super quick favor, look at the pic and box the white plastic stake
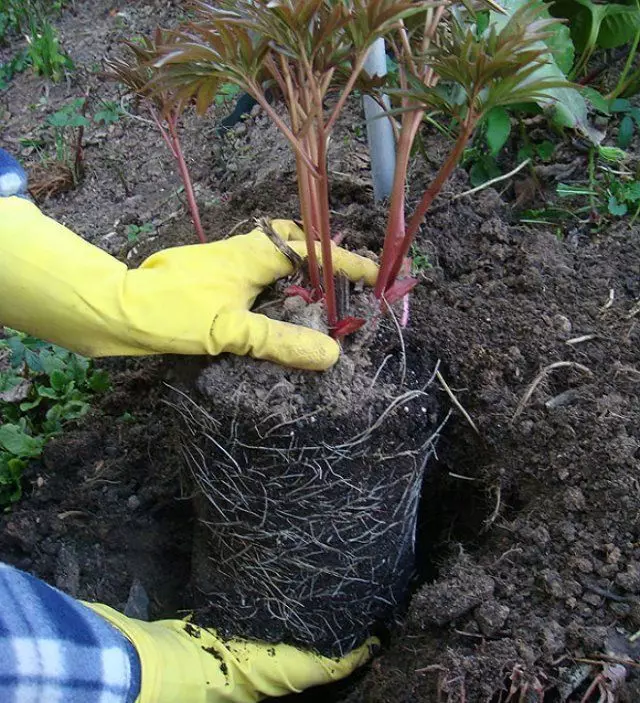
[363,38,396,202]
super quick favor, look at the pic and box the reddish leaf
[284,285,316,304]
[384,277,418,305]
[333,316,366,339]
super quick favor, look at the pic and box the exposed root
[29,161,76,201]
[381,295,407,389]
[435,369,480,436]
[511,361,593,423]
[171,373,444,655]
[481,480,502,533]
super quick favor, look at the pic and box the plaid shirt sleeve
[0,562,141,703]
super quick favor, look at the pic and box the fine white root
[511,361,592,422]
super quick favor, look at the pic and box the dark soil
[1,2,639,702]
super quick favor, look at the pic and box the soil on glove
[1,1,639,701]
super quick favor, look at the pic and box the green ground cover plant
[46,98,89,179]
[126,222,155,244]
[0,330,110,507]
[0,0,72,84]
[444,0,640,206]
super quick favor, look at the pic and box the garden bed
[1,1,639,701]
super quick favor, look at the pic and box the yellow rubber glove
[0,197,377,370]
[87,602,377,703]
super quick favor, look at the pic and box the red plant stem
[150,108,178,159]
[165,113,206,244]
[295,150,322,295]
[386,117,475,289]
[315,125,338,330]
[73,91,90,182]
[374,108,424,297]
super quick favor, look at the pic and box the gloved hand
[87,602,377,703]
[0,197,377,370]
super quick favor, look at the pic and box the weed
[26,15,72,81]
[126,222,154,244]
[0,329,110,506]
[610,99,640,149]
[553,146,640,224]
[215,82,241,106]
[0,49,29,90]
[606,177,640,220]
[18,136,46,151]
[93,100,123,126]
[46,97,89,178]
[517,139,555,163]
[0,0,32,41]
[463,145,503,188]
[551,0,640,82]
[410,246,432,274]
[117,411,136,424]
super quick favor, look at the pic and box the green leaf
[66,114,90,128]
[469,156,501,187]
[491,0,600,143]
[535,140,555,161]
[580,86,609,115]
[2,336,25,367]
[551,0,640,70]
[67,355,89,386]
[608,195,628,216]
[610,98,632,113]
[541,8,575,74]
[37,385,59,400]
[0,424,45,458]
[622,181,640,202]
[24,348,43,372]
[598,145,628,163]
[19,398,41,412]
[88,370,111,393]
[476,10,491,38]
[47,111,70,127]
[557,182,596,197]
[485,106,511,156]
[56,400,90,421]
[0,371,22,393]
[214,81,241,105]
[0,454,25,503]
[39,349,66,376]
[49,369,69,393]
[618,114,634,149]
[517,143,535,162]
[597,4,640,49]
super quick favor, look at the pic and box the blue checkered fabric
[0,148,28,197]
[0,562,141,703]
